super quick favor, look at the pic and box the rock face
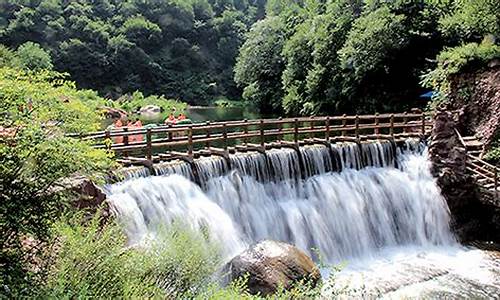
[60,175,109,220]
[429,110,478,238]
[447,64,500,150]
[429,110,500,241]
[225,240,321,296]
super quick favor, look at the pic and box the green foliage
[0,0,267,104]
[41,216,161,299]
[0,67,112,297]
[41,216,223,299]
[0,45,18,68]
[281,0,360,115]
[421,39,500,106]
[484,146,500,165]
[234,0,499,115]
[40,214,329,299]
[15,42,53,71]
[113,91,188,114]
[339,7,407,80]
[439,0,500,42]
[234,16,286,112]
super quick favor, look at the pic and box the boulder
[56,175,109,220]
[139,105,162,116]
[225,240,321,296]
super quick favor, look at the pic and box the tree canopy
[0,0,267,105]
[235,0,500,115]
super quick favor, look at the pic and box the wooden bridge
[79,111,432,167]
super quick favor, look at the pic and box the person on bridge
[127,120,136,143]
[133,118,143,142]
[165,113,177,125]
[113,118,124,144]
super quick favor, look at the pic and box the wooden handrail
[72,111,432,161]
[72,112,428,138]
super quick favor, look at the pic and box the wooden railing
[466,154,499,192]
[78,112,432,163]
[456,129,499,193]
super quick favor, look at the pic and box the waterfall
[107,139,456,262]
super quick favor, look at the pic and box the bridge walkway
[77,111,432,168]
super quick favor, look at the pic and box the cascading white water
[106,139,500,297]
[107,140,453,259]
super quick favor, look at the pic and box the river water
[105,139,500,298]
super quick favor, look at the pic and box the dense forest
[1,0,499,114]
[235,0,499,114]
[0,0,267,104]
[1,0,499,115]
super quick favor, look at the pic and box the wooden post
[105,130,111,151]
[341,114,347,136]
[403,112,408,133]
[294,118,299,143]
[243,119,248,146]
[390,114,394,137]
[146,128,152,160]
[168,124,173,152]
[355,115,359,139]
[421,113,426,135]
[495,169,498,192]
[309,116,314,139]
[278,117,283,141]
[223,123,228,151]
[188,125,193,158]
[374,113,380,135]
[205,121,211,149]
[325,116,330,140]
[123,127,129,157]
[260,119,265,148]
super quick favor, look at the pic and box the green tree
[439,0,500,42]
[234,16,286,112]
[16,41,53,71]
[339,7,408,80]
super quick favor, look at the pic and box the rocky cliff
[446,62,500,150]
[429,111,500,242]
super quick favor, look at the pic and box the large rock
[429,110,500,241]
[139,105,162,116]
[225,240,321,296]
[56,175,109,220]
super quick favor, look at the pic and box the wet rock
[225,240,321,296]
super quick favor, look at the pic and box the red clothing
[114,120,123,144]
[134,120,143,142]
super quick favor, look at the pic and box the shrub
[0,67,112,297]
[41,217,223,299]
[39,213,332,299]
[113,91,187,114]
[421,39,500,107]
